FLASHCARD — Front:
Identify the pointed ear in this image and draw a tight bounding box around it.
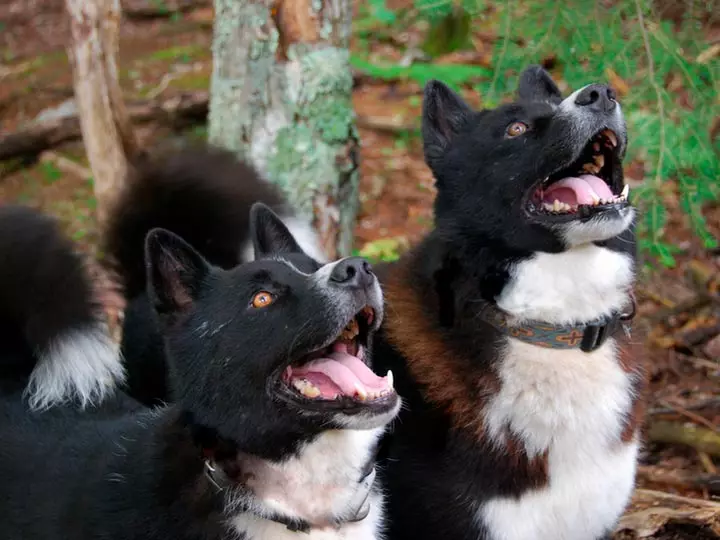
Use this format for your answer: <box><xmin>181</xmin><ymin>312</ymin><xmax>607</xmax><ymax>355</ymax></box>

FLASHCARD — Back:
<box><xmin>422</xmin><ymin>80</ymin><xmax>473</xmax><ymax>167</ymax></box>
<box><xmin>517</xmin><ymin>65</ymin><xmax>562</xmax><ymax>103</ymax></box>
<box><xmin>250</xmin><ymin>203</ymin><xmax>304</xmax><ymax>259</ymax></box>
<box><xmin>144</xmin><ymin>228</ymin><xmax>210</xmax><ymax>317</ymax></box>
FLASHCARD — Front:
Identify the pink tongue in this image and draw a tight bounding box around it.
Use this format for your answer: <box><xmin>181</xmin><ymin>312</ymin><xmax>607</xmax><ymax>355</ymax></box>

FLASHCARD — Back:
<box><xmin>292</xmin><ymin>351</ymin><xmax>390</xmax><ymax>397</ymax></box>
<box><xmin>543</xmin><ymin>174</ymin><xmax>614</xmax><ymax>205</ymax></box>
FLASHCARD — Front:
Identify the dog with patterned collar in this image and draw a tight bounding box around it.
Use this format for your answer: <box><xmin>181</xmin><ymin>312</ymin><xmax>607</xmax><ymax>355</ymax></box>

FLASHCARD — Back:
<box><xmin>372</xmin><ymin>65</ymin><xmax>646</xmax><ymax>540</ymax></box>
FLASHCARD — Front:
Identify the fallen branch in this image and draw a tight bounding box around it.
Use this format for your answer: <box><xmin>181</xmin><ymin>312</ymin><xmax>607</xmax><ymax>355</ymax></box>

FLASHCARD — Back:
<box><xmin>650</xmin><ymin>397</ymin><xmax>720</xmax><ymax>416</ymax></box>
<box><xmin>637</xmin><ymin>465</ymin><xmax>720</xmax><ymax>496</ymax></box>
<box><xmin>0</xmin><ymin>91</ymin><xmax>209</xmax><ymax>164</ymax></box>
<box><xmin>617</xmin><ymin>488</ymin><xmax>720</xmax><ymax>537</ymax></box>
<box><xmin>356</xmin><ymin>114</ymin><xmax>418</xmax><ymax>134</ymax></box>
<box><xmin>647</xmin><ymin>420</ymin><xmax>720</xmax><ymax>456</ymax></box>
<box><xmin>0</xmin><ymin>92</ymin><xmax>424</xmax><ymax>164</ymax></box>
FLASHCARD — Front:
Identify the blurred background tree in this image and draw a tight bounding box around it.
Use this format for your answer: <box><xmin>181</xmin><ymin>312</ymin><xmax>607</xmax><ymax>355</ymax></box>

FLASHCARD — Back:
<box><xmin>208</xmin><ymin>0</ymin><xmax>358</xmax><ymax>259</ymax></box>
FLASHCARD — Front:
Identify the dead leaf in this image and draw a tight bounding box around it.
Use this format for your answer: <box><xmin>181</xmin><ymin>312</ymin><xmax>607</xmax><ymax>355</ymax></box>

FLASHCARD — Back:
<box><xmin>617</xmin><ymin>489</ymin><xmax>720</xmax><ymax>538</ymax></box>
<box><xmin>606</xmin><ymin>68</ymin><xmax>630</xmax><ymax>97</ymax></box>
<box><xmin>697</xmin><ymin>44</ymin><xmax>720</xmax><ymax>64</ymax></box>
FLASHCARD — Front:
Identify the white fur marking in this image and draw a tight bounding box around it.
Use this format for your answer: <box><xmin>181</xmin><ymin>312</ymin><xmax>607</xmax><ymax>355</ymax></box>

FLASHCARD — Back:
<box><xmin>26</xmin><ymin>326</ymin><xmax>125</xmax><ymax>411</ymax></box>
<box><xmin>497</xmin><ymin>244</ymin><xmax>634</xmax><ymax>325</ymax></box>
<box><xmin>230</xmin><ymin>428</ymin><xmax>386</xmax><ymax>540</ymax></box>
<box><xmin>481</xmin><ymin>339</ymin><xmax>638</xmax><ymax>539</ymax></box>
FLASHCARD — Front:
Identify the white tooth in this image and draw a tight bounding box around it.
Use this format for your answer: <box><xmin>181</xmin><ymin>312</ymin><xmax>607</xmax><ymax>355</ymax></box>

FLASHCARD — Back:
<box><xmin>355</xmin><ymin>383</ymin><xmax>368</xmax><ymax>401</ymax></box>
<box><xmin>386</xmin><ymin>370</ymin><xmax>394</xmax><ymax>389</ymax></box>
<box><xmin>621</xmin><ymin>184</ymin><xmax>629</xmax><ymax>199</ymax></box>
<box><xmin>543</xmin><ymin>202</ymin><xmax>554</xmax><ymax>212</ymax></box>
<box><xmin>589</xmin><ymin>191</ymin><xmax>600</xmax><ymax>205</ymax></box>
<box><xmin>302</xmin><ymin>385</ymin><xmax>321</xmax><ymax>398</ymax></box>
<box><xmin>553</xmin><ymin>199</ymin><xmax>561</xmax><ymax>212</ymax></box>
<box><xmin>606</xmin><ymin>131</ymin><xmax>618</xmax><ymax>147</ymax></box>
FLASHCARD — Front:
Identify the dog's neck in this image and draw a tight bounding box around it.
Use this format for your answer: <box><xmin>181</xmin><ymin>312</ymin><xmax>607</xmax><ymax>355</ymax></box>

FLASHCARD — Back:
<box><xmin>140</xmin><ymin>408</ymin><xmax>384</xmax><ymax>536</ymax></box>
<box><xmin>496</xmin><ymin>243</ymin><xmax>635</xmax><ymax>325</ymax></box>
<box><xmin>417</xmin><ymin>230</ymin><xmax>635</xmax><ymax>327</ymax></box>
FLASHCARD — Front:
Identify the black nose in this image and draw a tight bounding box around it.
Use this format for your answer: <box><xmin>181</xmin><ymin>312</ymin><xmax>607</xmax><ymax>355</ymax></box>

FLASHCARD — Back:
<box><xmin>329</xmin><ymin>257</ymin><xmax>375</xmax><ymax>288</ymax></box>
<box><xmin>574</xmin><ymin>84</ymin><xmax>617</xmax><ymax>113</ymax></box>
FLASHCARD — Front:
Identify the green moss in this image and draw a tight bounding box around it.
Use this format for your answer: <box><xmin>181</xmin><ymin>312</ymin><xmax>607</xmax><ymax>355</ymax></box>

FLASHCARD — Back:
<box><xmin>169</xmin><ymin>72</ymin><xmax>211</xmax><ymax>91</ymax></box>
<box><xmin>290</xmin><ymin>46</ymin><xmax>355</xmax><ymax>144</ymax></box>
<box><xmin>147</xmin><ymin>44</ymin><xmax>207</xmax><ymax>63</ymax></box>
<box><xmin>266</xmin><ymin>124</ymin><xmax>340</xmax><ymax>217</ymax></box>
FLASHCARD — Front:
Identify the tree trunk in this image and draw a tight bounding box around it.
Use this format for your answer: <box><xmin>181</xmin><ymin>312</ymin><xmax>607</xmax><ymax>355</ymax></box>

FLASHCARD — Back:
<box><xmin>208</xmin><ymin>0</ymin><xmax>358</xmax><ymax>259</ymax></box>
<box><xmin>65</xmin><ymin>0</ymin><xmax>138</xmax><ymax>226</ymax></box>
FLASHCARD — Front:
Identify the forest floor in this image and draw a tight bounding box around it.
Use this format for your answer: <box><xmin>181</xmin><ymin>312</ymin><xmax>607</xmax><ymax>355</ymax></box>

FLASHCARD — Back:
<box><xmin>1</xmin><ymin>1</ymin><xmax>718</xmax><ymax>538</ymax></box>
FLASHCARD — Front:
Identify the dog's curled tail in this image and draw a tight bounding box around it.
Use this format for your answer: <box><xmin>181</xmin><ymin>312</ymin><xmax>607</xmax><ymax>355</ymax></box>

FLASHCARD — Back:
<box><xmin>104</xmin><ymin>144</ymin><xmax>325</xmax><ymax>299</ymax></box>
<box><xmin>0</xmin><ymin>205</ymin><xmax>124</xmax><ymax>411</ymax></box>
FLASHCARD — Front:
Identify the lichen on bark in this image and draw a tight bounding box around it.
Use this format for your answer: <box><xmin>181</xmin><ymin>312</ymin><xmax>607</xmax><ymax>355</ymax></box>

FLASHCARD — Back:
<box><xmin>208</xmin><ymin>0</ymin><xmax>358</xmax><ymax>258</ymax></box>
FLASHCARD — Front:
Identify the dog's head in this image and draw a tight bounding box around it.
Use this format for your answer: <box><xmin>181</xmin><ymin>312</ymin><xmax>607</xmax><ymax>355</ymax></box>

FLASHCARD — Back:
<box><xmin>144</xmin><ymin>204</ymin><xmax>399</xmax><ymax>455</ymax></box>
<box><xmin>423</xmin><ymin>65</ymin><xmax>634</xmax><ymax>252</ymax></box>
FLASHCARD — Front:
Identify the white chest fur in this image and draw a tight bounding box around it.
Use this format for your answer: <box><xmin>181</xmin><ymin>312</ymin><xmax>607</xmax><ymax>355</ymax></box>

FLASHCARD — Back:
<box><xmin>230</xmin><ymin>428</ymin><xmax>386</xmax><ymax>540</ymax></box>
<box><xmin>496</xmin><ymin>244</ymin><xmax>634</xmax><ymax>325</ymax></box>
<box><xmin>480</xmin><ymin>339</ymin><xmax>638</xmax><ymax>540</ymax></box>
<box><xmin>478</xmin><ymin>245</ymin><xmax>638</xmax><ymax>540</ymax></box>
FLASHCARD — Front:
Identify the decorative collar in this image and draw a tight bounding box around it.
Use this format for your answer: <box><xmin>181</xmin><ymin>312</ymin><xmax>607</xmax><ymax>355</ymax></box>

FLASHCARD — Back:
<box><xmin>477</xmin><ymin>296</ymin><xmax>636</xmax><ymax>352</ymax></box>
<box><xmin>202</xmin><ymin>455</ymin><xmax>375</xmax><ymax>534</ymax></box>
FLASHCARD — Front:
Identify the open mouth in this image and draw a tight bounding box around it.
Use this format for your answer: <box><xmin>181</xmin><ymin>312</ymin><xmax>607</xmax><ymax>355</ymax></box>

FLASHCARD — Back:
<box><xmin>526</xmin><ymin>129</ymin><xmax>629</xmax><ymax>222</ymax></box>
<box><xmin>280</xmin><ymin>306</ymin><xmax>395</xmax><ymax>408</ymax></box>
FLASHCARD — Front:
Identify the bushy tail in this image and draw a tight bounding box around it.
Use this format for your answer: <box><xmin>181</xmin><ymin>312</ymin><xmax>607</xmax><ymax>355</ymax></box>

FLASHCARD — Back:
<box><xmin>104</xmin><ymin>144</ymin><xmax>325</xmax><ymax>299</ymax></box>
<box><xmin>0</xmin><ymin>205</ymin><xmax>123</xmax><ymax>410</ymax></box>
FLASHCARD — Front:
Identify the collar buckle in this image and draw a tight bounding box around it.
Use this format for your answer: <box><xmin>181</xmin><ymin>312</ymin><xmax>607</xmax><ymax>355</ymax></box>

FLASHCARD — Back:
<box><xmin>580</xmin><ymin>294</ymin><xmax>636</xmax><ymax>353</ymax></box>
<box><xmin>580</xmin><ymin>321</ymin><xmax>612</xmax><ymax>352</ymax></box>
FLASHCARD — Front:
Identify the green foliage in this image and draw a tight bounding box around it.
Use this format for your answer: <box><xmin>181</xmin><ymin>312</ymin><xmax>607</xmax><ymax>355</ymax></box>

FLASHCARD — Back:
<box><xmin>350</xmin><ymin>55</ymin><xmax>491</xmax><ymax>90</ymax></box>
<box><xmin>421</xmin><ymin>8</ymin><xmax>473</xmax><ymax>57</ymax></box>
<box><xmin>38</xmin><ymin>162</ymin><xmax>62</xmax><ymax>185</ymax></box>
<box><xmin>354</xmin><ymin>0</ymin><xmax>719</xmax><ymax>267</ymax></box>
<box><xmin>357</xmin><ymin>237</ymin><xmax>409</xmax><ymax>263</ymax></box>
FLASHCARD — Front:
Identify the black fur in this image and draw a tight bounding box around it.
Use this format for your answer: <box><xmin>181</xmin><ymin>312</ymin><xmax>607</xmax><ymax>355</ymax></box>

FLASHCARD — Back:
<box><xmin>105</xmin><ymin>145</ymin><xmax>288</xmax><ymax>405</ymax></box>
<box><xmin>0</xmin><ymin>205</ymin><xmax>101</xmax><ymax>382</ymax></box>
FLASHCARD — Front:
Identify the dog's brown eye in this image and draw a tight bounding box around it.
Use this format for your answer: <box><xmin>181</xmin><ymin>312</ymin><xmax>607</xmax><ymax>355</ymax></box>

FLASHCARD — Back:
<box><xmin>506</xmin><ymin>122</ymin><xmax>528</xmax><ymax>137</ymax></box>
<box><xmin>251</xmin><ymin>292</ymin><xmax>274</xmax><ymax>308</ymax></box>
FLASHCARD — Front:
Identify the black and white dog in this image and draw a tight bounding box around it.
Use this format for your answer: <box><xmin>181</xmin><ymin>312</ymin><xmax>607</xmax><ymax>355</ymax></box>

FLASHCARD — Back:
<box><xmin>373</xmin><ymin>66</ymin><xmax>645</xmax><ymax>540</ymax></box>
<box><xmin>0</xmin><ymin>199</ymin><xmax>399</xmax><ymax>539</ymax></box>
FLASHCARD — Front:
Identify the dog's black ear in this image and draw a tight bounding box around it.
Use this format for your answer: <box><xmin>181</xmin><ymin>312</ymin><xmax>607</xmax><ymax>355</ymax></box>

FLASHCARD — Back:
<box><xmin>250</xmin><ymin>203</ymin><xmax>304</xmax><ymax>259</ymax></box>
<box><xmin>422</xmin><ymin>80</ymin><xmax>473</xmax><ymax>166</ymax></box>
<box><xmin>144</xmin><ymin>228</ymin><xmax>210</xmax><ymax>316</ymax></box>
<box><xmin>517</xmin><ymin>65</ymin><xmax>562</xmax><ymax>103</ymax></box>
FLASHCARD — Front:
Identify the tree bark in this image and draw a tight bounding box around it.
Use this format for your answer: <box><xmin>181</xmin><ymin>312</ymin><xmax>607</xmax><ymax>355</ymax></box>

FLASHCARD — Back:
<box><xmin>65</xmin><ymin>0</ymin><xmax>138</xmax><ymax>225</ymax></box>
<box><xmin>208</xmin><ymin>0</ymin><xmax>358</xmax><ymax>259</ymax></box>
